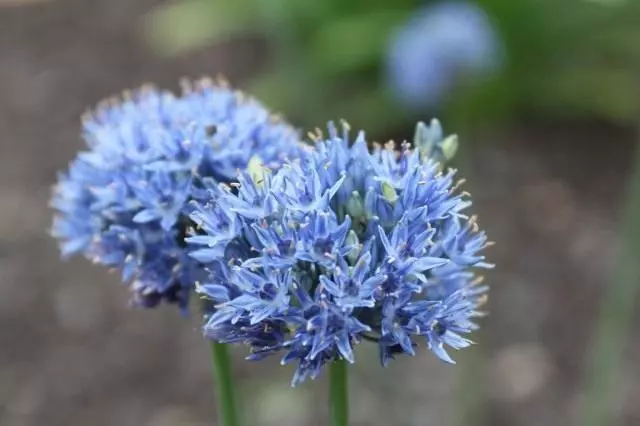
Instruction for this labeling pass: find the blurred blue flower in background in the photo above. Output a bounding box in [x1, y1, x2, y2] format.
[50, 78, 301, 310]
[190, 120, 492, 384]
[386, 1, 503, 109]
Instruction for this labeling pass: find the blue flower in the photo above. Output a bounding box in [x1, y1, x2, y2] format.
[51, 78, 301, 309]
[130, 171, 193, 230]
[190, 119, 492, 385]
[386, 1, 503, 109]
[50, 158, 111, 257]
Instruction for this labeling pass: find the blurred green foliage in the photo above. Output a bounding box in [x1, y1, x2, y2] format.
[144, 0, 640, 132]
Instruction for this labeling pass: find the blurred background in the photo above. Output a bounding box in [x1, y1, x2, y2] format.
[1, 0, 640, 425]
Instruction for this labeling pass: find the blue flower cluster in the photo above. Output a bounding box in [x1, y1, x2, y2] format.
[50, 78, 301, 310]
[190, 120, 492, 385]
[386, 1, 502, 109]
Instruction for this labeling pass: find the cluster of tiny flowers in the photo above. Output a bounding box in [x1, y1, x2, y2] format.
[189, 119, 492, 385]
[386, 1, 502, 109]
[50, 78, 301, 310]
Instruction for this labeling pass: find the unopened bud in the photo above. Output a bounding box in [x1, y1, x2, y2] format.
[345, 191, 364, 218]
[247, 156, 267, 187]
[345, 230, 360, 264]
[440, 134, 459, 162]
[381, 180, 398, 204]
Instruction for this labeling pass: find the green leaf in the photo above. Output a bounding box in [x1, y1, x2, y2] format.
[331, 88, 405, 135]
[142, 0, 258, 56]
[528, 66, 638, 124]
[308, 10, 410, 75]
[250, 70, 405, 132]
[246, 66, 315, 121]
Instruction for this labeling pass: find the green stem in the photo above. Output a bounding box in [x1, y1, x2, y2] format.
[210, 341, 240, 426]
[329, 359, 349, 426]
[581, 137, 640, 426]
[450, 113, 488, 426]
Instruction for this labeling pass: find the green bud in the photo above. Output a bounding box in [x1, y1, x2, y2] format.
[413, 121, 431, 153]
[345, 230, 360, 264]
[428, 118, 444, 136]
[414, 118, 461, 166]
[381, 180, 398, 204]
[413, 119, 443, 154]
[247, 155, 267, 187]
[345, 229, 359, 246]
[439, 134, 459, 162]
[345, 191, 364, 218]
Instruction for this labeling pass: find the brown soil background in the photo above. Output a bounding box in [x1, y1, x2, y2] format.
[1, 1, 639, 425]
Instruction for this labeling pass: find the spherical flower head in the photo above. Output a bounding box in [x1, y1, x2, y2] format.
[190, 120, 492, 385]
[386, 1, 503, 109]
[50, 78, 302, 310]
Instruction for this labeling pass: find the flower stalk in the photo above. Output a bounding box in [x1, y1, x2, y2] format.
[329, 359, 349, 426]
[210, 342, 240, 426]
[581, 127, 640, 426]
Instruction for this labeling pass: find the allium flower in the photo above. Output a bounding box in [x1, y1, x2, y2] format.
[50, 78, 301, 310]
[190, 120, 492, 385]
[386, 1, 503, 109]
